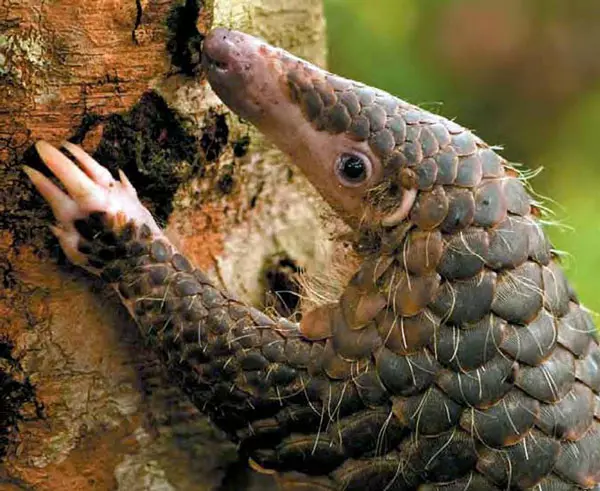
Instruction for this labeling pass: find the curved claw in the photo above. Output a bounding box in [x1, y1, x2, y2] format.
[117, 168, 137, 197]
[35, 141, 99, 199]
[61, 141, 115, 187]
[23, 165, 78, 223]
[49, 224, 89, 266]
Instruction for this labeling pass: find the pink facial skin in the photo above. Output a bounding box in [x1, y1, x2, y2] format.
[203, 28, 413, 228]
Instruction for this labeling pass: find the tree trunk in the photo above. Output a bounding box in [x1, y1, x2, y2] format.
[0, 1, 327, 489]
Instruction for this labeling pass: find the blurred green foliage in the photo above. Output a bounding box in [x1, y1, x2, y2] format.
[325, 0, 600, 313]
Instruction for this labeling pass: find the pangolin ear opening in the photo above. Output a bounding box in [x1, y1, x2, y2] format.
[369, 167, 419, 228]
[381, 187, 418, 228]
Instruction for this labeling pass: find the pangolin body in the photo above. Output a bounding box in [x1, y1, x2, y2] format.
[25, 28, 600, 490]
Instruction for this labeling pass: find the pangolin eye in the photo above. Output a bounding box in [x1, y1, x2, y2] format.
[335, 153, 372, 187]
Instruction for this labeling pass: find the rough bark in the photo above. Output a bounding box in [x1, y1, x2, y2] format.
[0, 0, 327, 489]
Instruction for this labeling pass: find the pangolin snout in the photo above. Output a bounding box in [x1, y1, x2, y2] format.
[202, 27, 235, 73]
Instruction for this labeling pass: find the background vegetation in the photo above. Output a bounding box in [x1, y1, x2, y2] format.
[325, 0, 600, 313]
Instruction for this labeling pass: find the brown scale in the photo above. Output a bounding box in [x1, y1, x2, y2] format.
[419, 474, 499, 491]
[339, 284, 387, 329]
[554, 422, 600, 487]
[330, 310, 381, 360]
[326, 408, 406, 457]
[459, 389, 540, 447]
[402, 229, 444, 275]
[330, 455, 413, 491]
[376, 309, 438, 355]
[398, 429, 478, 484]
[477, 430, 561, 489]
[392, 386, 462, 435]
[536, 382, 595, 441]
[287, 58, 600, 490]
[436, 355, 514, 407]
[500, 309, 557, 365]
[485, 216, 532, 269]
[516, 346, 576, 403]
[375, 347, 438, 397]
[384, 269, 441, 317]
[434, 314, 507, 370]
[67, 66, 600, 490]
[491, 260, 544, 324]
[437, 227, 488, 280]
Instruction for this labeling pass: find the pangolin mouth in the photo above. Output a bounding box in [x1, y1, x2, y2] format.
[202, 52, 229, 72]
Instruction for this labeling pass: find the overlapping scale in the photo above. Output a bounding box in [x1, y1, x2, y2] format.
[459, 389, 540, 447]
[274, 55, 600, 490]
[434, 314, 507, 371]
[392, 386, 462, 435]
[82, 61, 600, 489]
[436, 355, 514, 407]
[477, 430, 560, 489]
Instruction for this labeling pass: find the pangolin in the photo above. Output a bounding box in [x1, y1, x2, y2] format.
[24, 28, 600, 490]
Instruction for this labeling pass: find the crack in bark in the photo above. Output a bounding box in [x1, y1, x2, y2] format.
[132, 0, 143, 44]
[166, 0, 203, 75]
